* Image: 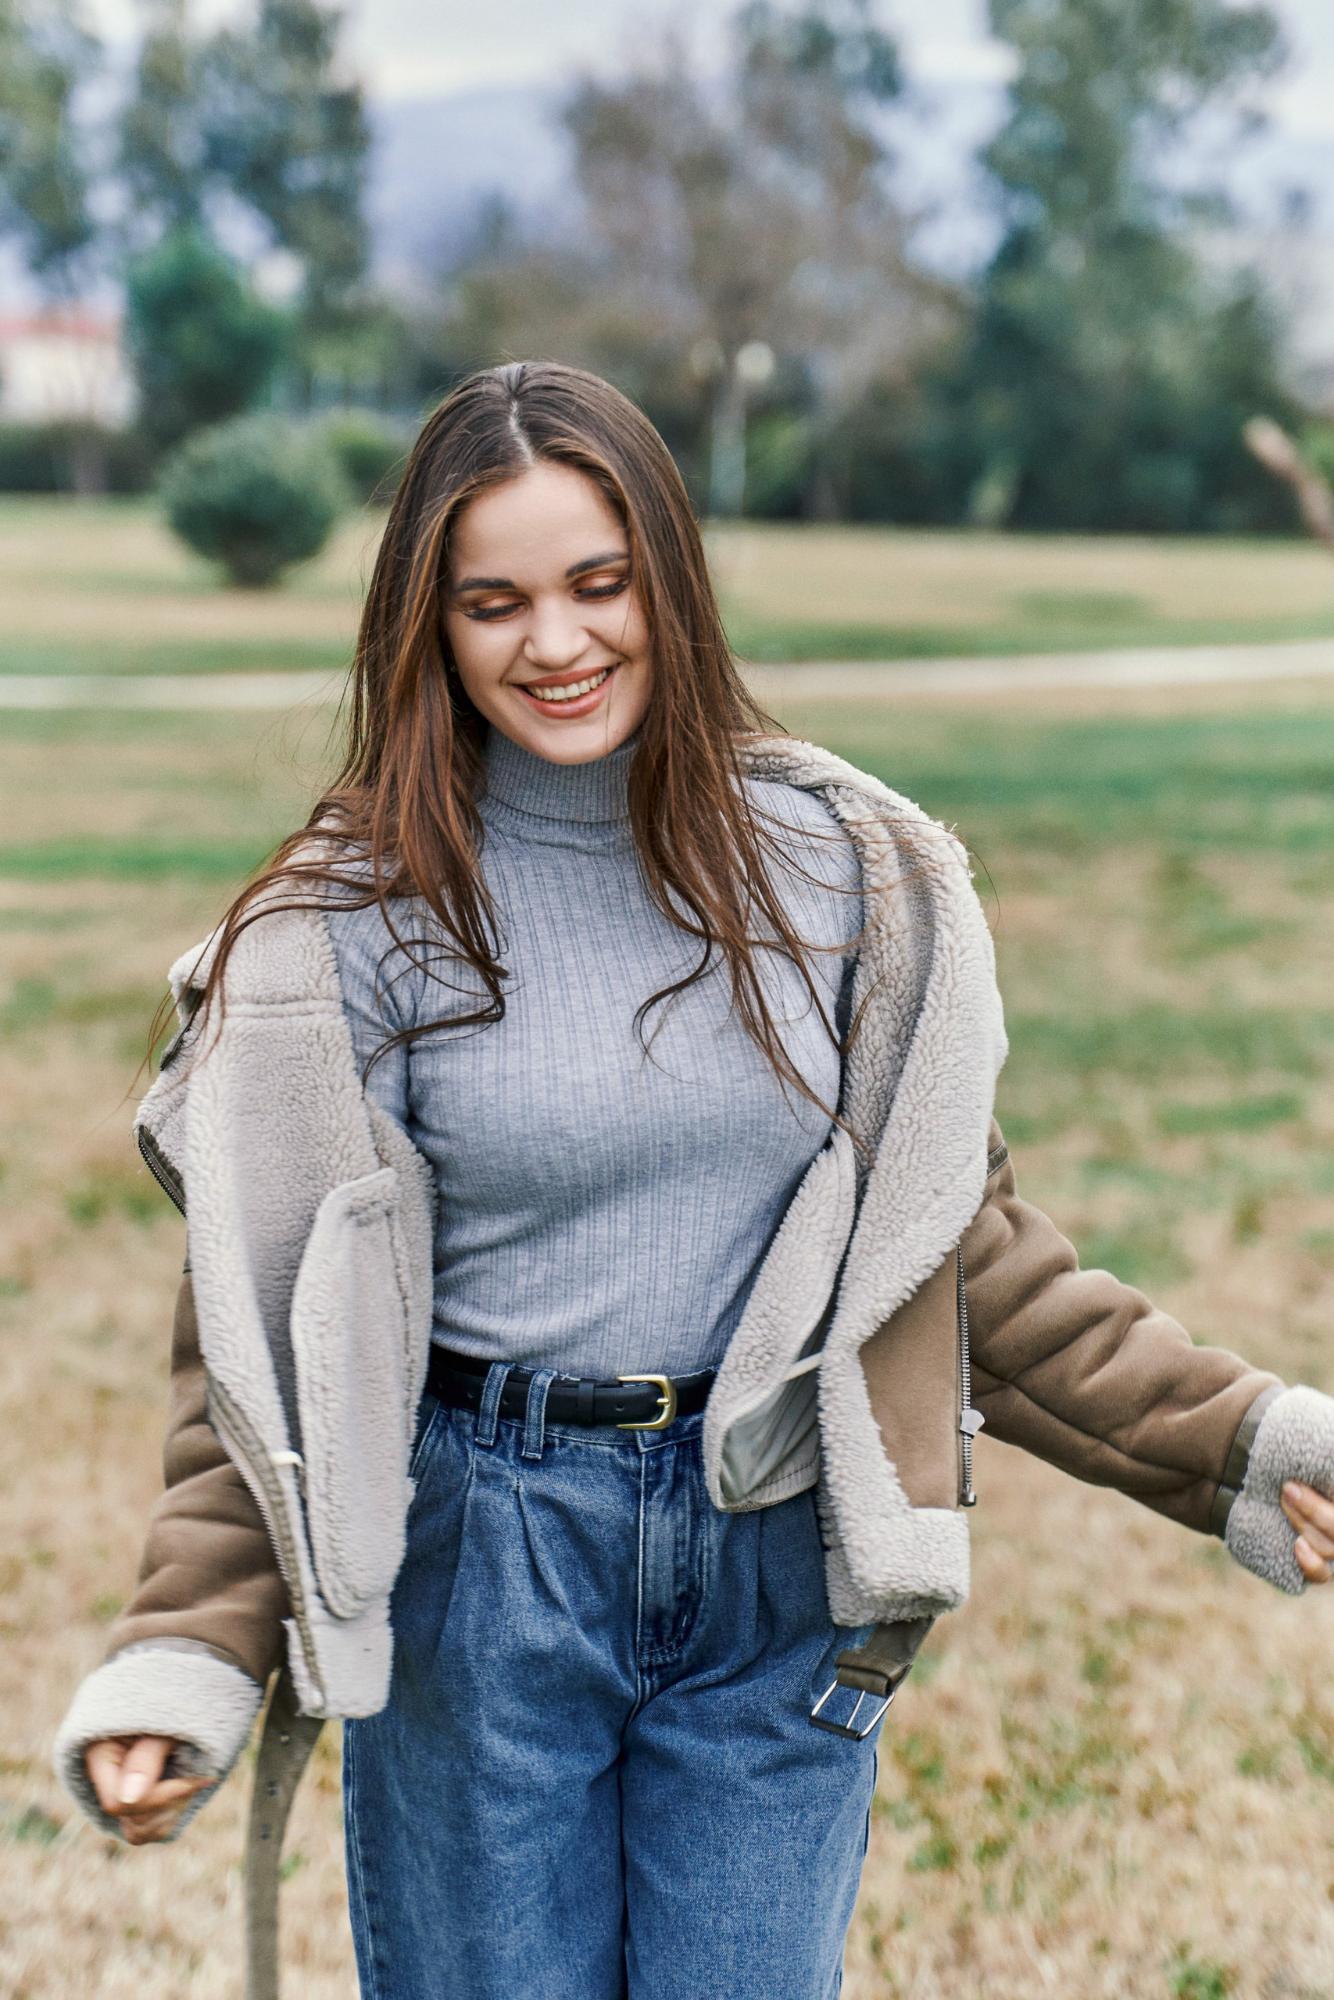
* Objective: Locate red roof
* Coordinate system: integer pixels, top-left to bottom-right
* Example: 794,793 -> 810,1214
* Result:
0,310 -> 121,340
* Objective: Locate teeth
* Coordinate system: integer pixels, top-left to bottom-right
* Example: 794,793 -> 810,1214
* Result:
525,666 -> 611,703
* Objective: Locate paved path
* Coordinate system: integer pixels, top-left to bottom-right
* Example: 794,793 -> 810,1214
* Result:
2,636 -> 1333,708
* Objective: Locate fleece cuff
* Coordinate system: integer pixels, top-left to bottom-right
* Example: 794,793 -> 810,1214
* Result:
1224,1384 -> 1334,1595
50,1638 -> 263,1842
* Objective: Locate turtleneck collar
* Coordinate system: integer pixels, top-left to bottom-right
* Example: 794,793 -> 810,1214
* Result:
479,721 -> 638,837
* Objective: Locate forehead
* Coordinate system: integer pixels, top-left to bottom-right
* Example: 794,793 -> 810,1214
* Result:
447,463 -> 625,577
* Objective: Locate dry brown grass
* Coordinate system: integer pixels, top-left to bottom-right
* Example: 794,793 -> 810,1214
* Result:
7,496 -> 1334,672
4,678 -> 1333,1998
707,519 -> 1334,634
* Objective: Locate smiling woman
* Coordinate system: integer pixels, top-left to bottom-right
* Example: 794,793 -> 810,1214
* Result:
50,358 -> 1334,2000
442,463 -> 654,740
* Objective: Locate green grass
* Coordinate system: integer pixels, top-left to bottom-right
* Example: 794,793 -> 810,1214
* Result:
727,604 -> 1334,662
839,710 -> 1334,857
1155,1092 -> 1304,1137
0,836 -> 285,882
2,635 -> 347,676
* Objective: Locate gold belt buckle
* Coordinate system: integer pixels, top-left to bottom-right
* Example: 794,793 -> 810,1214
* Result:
615,1373 -> 677,1430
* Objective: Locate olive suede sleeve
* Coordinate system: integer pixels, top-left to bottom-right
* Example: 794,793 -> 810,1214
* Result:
98,1257 -> 289,1687
51,1259 -> 290,1841
961,1124 -> 1287,1539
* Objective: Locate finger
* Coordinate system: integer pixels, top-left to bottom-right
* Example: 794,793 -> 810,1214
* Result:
1284,1484 -> 1334,1551
1281,1493 -> 1334,1560
120,1806 -> 185,1846
84,1739 -> 129,1817
114,1735 -> 174,1806
1295,1535 -> 1332,1583
1297,1512 -> 1334,1561
118,1773 -> 217,1814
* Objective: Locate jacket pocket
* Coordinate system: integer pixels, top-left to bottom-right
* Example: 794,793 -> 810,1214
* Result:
289,1165 -> 411,1620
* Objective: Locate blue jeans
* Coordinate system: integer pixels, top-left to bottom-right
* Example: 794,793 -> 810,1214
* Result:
342,1362 -> 886,2000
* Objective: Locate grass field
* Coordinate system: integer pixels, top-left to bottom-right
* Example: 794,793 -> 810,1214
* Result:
4,675 -> 1334,1998
5,494 -> 1334,674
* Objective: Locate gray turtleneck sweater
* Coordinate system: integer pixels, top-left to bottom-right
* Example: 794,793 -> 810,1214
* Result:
323,723 -> 862,1379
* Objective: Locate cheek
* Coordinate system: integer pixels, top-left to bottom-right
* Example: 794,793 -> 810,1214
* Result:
443,611 -> 512,683
602,595 -> 652,662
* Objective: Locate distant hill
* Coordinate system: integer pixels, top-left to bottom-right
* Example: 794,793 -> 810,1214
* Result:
366,81 -> 574,290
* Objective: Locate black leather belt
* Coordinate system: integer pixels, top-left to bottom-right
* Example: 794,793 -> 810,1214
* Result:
425,1343 -> 715,1431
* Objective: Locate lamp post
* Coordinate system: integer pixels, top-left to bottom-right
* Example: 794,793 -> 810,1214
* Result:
692,336 -> 776,520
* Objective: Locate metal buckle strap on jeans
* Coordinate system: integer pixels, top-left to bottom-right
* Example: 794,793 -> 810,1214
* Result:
809,1615 -> 937,1740
244,1660 -> 326,2000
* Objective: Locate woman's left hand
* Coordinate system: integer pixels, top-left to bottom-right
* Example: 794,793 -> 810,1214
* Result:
1281,1482 -> 1334,1583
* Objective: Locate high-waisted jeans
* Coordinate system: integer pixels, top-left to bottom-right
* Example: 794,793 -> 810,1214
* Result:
342,1361 -> 886,2000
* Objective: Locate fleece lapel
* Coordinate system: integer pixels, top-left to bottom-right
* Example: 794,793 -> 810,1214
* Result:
720,734 -> 1009,1621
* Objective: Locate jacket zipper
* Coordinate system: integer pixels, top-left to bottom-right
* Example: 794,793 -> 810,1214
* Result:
955,1244 -> 984,1506
137,1120 -> 326,1704
954,1140 -> 1006,1507
205,1372 -> 326,1709
136,1121 -> 186,1216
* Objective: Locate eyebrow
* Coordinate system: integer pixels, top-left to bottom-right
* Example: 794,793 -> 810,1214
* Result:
452,549 -> 629,592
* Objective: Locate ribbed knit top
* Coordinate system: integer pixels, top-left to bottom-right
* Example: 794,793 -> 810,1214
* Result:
323,722 -> 863,1378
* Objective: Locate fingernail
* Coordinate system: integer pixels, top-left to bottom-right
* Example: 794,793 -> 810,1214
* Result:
119,1772 -> 149,1804
1284,1482 -> 1304,1500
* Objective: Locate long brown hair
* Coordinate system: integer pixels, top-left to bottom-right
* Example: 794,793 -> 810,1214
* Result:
143,359 -> 877,1152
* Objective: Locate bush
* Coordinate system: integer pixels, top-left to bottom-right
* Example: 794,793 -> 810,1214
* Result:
318,407 -> 413,506
157,413 -> 351,587
123,223 -> 292,455
0,420 -> 156,494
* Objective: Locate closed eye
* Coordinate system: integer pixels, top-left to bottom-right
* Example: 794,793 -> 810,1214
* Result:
463,575 -> 630,622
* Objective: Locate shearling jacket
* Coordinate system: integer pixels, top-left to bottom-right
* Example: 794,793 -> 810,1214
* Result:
50,734 -> 1334,1998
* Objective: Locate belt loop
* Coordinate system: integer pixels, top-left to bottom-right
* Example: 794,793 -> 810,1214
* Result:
476,1361 -> 513,1448
521,1367 -> 557,1461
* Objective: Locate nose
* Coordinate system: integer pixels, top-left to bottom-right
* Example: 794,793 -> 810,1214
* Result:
521,596 -> 592,674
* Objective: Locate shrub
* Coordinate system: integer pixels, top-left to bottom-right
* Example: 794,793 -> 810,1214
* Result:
0,420 -> 156,494
157,413 -> 351,587
319,407 -> 412,506
123,223 -> 291,455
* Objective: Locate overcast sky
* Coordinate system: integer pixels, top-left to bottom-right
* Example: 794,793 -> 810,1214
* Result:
83,0 -> 1334,138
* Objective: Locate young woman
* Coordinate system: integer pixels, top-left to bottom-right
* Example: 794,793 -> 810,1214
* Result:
54,360 -> 1334,2000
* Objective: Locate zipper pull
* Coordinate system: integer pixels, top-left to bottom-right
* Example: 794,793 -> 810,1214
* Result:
269,1448 -> 306,1500
959,1408 -> 985,1439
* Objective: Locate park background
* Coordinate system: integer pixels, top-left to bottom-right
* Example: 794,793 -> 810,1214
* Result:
3,0 -> 1334,1994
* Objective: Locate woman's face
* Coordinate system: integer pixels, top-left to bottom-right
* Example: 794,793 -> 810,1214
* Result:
442,460 -> 653,763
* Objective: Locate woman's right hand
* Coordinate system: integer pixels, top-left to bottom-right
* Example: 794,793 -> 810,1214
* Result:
83,1734 -> 217,1844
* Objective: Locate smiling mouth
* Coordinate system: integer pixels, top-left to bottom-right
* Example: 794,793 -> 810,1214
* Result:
518,663 -> 616,705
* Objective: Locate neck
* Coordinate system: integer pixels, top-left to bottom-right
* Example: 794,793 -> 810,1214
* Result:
480,721 -> 638,826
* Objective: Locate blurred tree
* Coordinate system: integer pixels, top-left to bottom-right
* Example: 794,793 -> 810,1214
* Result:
485,0 -> 956,520
0,0 -> 99,289
115,0 -> 205,243
198,0 -> 371,340
0,0 -> 109,491
950,0 -> 1299,531
122,222 -> 291,454
113,0 -> 380,416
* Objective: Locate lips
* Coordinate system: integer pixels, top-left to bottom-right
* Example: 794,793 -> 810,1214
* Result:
513,661 -> 619,716
518,662 -> 618,693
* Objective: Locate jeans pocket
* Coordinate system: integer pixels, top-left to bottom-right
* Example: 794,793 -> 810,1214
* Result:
408,1393 -> 445,1485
